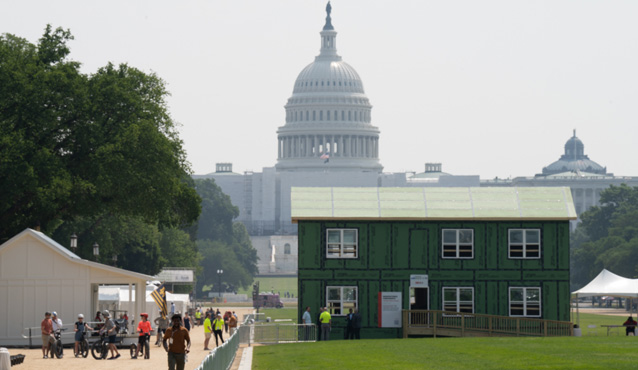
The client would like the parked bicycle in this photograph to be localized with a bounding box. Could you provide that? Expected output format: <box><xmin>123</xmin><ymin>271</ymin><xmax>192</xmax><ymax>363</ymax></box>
<box><xmin>50</xmin><ymin>328</ymin><xmax>67</xmax><ymax>359</ymax></box>
<box><xmin>130</xmin><ymin>333</ymin><xmax>151</xmax><ymax>359</ymax></box>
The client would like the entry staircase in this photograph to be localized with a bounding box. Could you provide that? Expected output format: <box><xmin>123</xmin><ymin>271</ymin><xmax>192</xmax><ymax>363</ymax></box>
<box><xmin>403</xmin><ymin>310</ymin><xmax>573</xmax><ymax>338</ymax></box>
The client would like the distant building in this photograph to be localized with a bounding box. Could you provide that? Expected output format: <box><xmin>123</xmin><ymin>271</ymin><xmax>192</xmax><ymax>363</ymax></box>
<box><xmin>293</xmin><ymin>187</ymin><xmax>575</xmax><ymax>339</ymax></box>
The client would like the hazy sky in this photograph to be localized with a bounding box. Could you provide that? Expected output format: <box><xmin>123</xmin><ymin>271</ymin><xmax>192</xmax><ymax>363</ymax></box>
<box><xmin>3</xmin><ymin>1</ymin><xmax>638</xmax><ymax>179</ymax></box>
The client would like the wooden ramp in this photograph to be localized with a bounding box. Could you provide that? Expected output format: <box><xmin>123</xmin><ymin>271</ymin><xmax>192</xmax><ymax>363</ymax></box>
<box><xmin>403</xmin><ymin>310</ymin><xmax>573</xmax><ymax>338</ymax></box>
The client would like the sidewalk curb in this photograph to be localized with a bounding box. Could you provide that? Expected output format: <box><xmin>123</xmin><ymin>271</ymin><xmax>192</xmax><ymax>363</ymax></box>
<box><xmin>238</xmin><ymin>347</ymin><xmax>252</xmax><ymax>370</ymax></box>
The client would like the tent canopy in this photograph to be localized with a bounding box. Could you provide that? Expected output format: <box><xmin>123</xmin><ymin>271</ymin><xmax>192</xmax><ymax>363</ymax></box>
<box><xmin>572</xmin><ymin>269</ymin><xmax>638</xmax><ymax>298</ymax></box>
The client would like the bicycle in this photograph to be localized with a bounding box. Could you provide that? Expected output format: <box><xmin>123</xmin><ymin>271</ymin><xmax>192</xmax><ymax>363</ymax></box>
<box><xmin>50</xmin><ymin>328</ymin><xmax>67</xmax><ymax>359</ymax></box>
<box><xmin>90</xmin><ymin>332</ymin><xmax>109</xmax><ymax>360</ymax></box>
<box><xmin>130</xmin><ymin>333</ymin><xmax>151</xmax><ymax>359</ymax></box>
<box><xmin>75</xmin><ymin>330</ymin><xmax>89</xmax><ymax>358</ymax></box>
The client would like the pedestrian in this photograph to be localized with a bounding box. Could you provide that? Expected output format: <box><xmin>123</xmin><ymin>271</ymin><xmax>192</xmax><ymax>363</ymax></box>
<box><xmin>319</xmin><ymin>307</ymin><xmax>331</xmax><ymax>341</ymax></box>
<box><xmin>228</xmin><ymin>313</ymin><xmax>238</xmax><ymax>335</ymax></box>
<box><xmin>170</xmin><ymin>302</ymin><xmax>176</xmax><ymax>316</ymax></box>
<box><xmin>74</xmin><ymin>314</ymin><xmax>92</xmax><ymax>357</ymax></box>
<box><xmin>212</xmin><ymin>313</ymin><xmax>225</xmax><ymax>347</ymax></box>
<box><xmin>184</xmin><ymin>313</ymin><xmax>191</xmax><ymax>332</ymax></box>
<box><xmin>102</xmin><ymin>310</ymin><xmax>121</xmax><ymax>360</ymax></box>
<box><xmin>51</xmin><ymin>311</ymin><xmax>64</xmax><ymax>357</ymax></box>
<box><xmin>345</xmin><ymin>308</ymin><xmax>354</xmax><ymax>339</ymax></box>
<box><xmin>203</xmin><ymin>312</ymin><xmax>212</xmax><ymax>350</ymax></box>
<box><xmin>352</xmin><ymin>309</ymin><xmax>362</xmax><ymax>339</ymax></box>
<box><xmin>316</xmin><ymin>307</ymin><xmax>323</xmax><ymax>341</ymax></box>
<box><xmin>163</xmin><ymin>314</ymin><xmax>191</xmax><ymax>370</ymax></box>
<box><xmin>41</xmin><ymin>311</ymin><xmax>53</xmax><ymax>358</ymax></box>
<box><xmin>223</xmin><ymin>311</ymin><xmax>231</xmax><ymax>333</ymax></box>
<box><xmin>302</xmin><ymin>306</ymin><xmax>312</xmax><ymax>341</ymax></box>
<box><xmin>155</xmin><ymin>311</ymin><xmax>169</xmax><ymax>346</ymax></box>
<box><xmin>133</xmin><ymin>313</ymin><xmax>152</xmax><ymax>359</ymax></box>
<box><xmin>194</xmin><ymin>309</ymin><xmax>201</xmax><ymax>327</ymax></box>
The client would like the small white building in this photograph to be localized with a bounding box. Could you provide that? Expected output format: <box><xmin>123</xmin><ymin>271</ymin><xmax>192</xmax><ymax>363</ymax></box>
<box><xmin>0</xmin><ymin>228</ymin><xmax>153</xmax><ymax>346</ymax></box>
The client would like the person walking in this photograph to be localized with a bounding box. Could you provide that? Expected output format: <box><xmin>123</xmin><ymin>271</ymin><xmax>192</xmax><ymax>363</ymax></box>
<box><xmin>194</xmin><ymin>309</ymin><xmax>201</xmax><ymax>327</ymax></box>
<box><xmin>316</xmin><ymin>307</ymin><xmax>323</xmax><ymax>341</ymax></box>
<box><xmin>302</xmin><ymin>306</ymin><xmax>312</xmax><ymax>341</ymax></box>
<box><xmin>183</xmin><ymin>313</ymin><xmax>191</xmax><ymax>332</ymax></box>
<box><xmin>102</xmin><ymin>311</ymin><xmax>121</xmax><ymax>360</ymax></box>
<box><xmin>228</xmin><ymin>313</ymin><xmax>238</xmax><ymax>335</ymax></box>
<box><xmin>319</xmin><ymin>307</ymin><xmax>331</xmax><ymax>341</ymax></box>
<box><xmin>203</xmin><ymin>312</ymin><xmax>212</xmax><ymax>350</ymax></box>
<box><xmin>155</xmin><ymin>311</ymin><xmax>169</xmax><ymax>346</ymax></box>
<box><xmin>345</xmin><ymin>308</ymin><xmax>354</xmax><ymax>339</ymax></box>
<box><xmin>73</xmin><ymin>314</ymin><xmax>92</xmax><ymax>357</ymax></box>
<box><xmin>163</xmin><ymin>314</ymin><xmax>191</xmax><ymax>370</ymax></box>
<box><xmin>212</xmin><ymin>313</ymin><xmax>225</xmax><ymax>347</ymax></box>
<box><xmin>133</xmin><ymin>313</ymin><xmax>152</xmax><ymax>359</ymax></box>
<box><xmin>41</xmin><ymin>312</ymin><xmax>53</xmax><ymax>358</ymax></box>
<box><xmin>352</xmin><ymin>309</ymin><xmax>362</xmax><ymax>339</ymax></box>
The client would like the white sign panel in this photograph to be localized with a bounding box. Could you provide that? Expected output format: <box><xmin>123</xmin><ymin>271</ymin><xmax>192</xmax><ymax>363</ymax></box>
<box><xmin>157</xmin><ymin>269</ymin><xmax>194</xmax><ymax>283</ymax></box>
<box><xmin>378</xmin><ymin>292</ymin><xmax>402</xmax><ymax>328</ymax></box>
<box><xmin>410</xmin><ymin>274</ymin><xmax>429</xmax><ymax>288</ymax></box>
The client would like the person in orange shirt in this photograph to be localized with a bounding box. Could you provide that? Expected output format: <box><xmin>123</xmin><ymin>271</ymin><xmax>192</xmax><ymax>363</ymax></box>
<box><xmin>41</xmin><ymin>312</ymin><xmax>53</xmax><ymax>358</ymax></box>
<box><xmin>163</xmin><ymin>314</ymin><xmax>191</xmax><ymax>370</ymax></box>
<box><xmin>133</xmin><ymin>313</ymin><xmax>152</xmax><ymax>359</ymax></box>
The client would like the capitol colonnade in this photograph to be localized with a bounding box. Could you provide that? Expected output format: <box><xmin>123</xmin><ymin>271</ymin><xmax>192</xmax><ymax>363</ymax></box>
<box><xmin>277</xmin><ymin>135</ymin><xmax>379</xmax><ymax>159</ymax></box>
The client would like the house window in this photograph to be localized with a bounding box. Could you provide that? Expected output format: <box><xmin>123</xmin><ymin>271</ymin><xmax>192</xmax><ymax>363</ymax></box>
<box><xmin>509</xmin><ymin>287</ymin><xmax>541</xmax><ymax>317</ymax></box>
<box><xmin>442</xmin><ymin>229</ymin><xmax>473</xmax><ymax>258</ymax></box>
<box><xmin>326</xmin><ymin>229</ymin><xmax>357</xmax><ymax>258</ymax></box>
<box><xmin>327</xmin><ymin>286</ymin><xmax>358</xmax><ymax>315</ymax></box>
<box><xmin>508</xmin><ymin>229</ymin><xmax>541</xmax><ymax>258</ymax></box>
<box><xmin>443</xmin><ymin>287</ymin><xmax>474</xmax><ymax>314</ymax></box>
<box><xmin>284</xmin><ymin>243</ymin><xmax>291</xmax><ymax>255</ymax></box>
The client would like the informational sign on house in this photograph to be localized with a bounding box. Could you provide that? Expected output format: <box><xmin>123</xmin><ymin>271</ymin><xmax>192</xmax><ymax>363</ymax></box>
<box><xmin>157</xmin><ymin>268</ymin><xmax>194</xmax><ymax>284</ymax></box>
<box><xmin>378</xmin><ymin>292</ymin><xmax>402</xmax><ymax>328</ymax></box>
<box><xmin>410</xmin><ymin>274</ymin><xmax>429</xmax><ymax>288</ymax></box>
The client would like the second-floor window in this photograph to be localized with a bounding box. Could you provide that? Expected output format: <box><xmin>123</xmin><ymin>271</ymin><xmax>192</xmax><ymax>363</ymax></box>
<box><xmin>326</xmin><ymin>229</ymin><xmax>358</xmax><ymax>258</ymax></box>
<box><xmin>442</xmin><ymin>229</ymin><xmax>473</xmax><ymax>259</ymax></box>
<box><xmin>509</xmin><ymin>229</ymin><xmax>541</xmax><ymax>259</ymax></box>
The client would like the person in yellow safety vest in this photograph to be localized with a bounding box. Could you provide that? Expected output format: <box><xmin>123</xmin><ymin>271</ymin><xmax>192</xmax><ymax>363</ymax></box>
<box><xmin>212</xmin><ymin>314</ymin><xmax>225</xmax><ymax>347</ymax></box>
<box><xmin>203</xmin><ymin>312</ymin><xmax>212</xmax><ymax>351</ymax></box>
<box><xmin>319</xmin><ymin>307</ymin><xmax>332</xmax><ymax>341</ymax></box>
<box><xmin>194</xmin><ymin>310</ymin><xmax>202</xmax><ymax>327</ymax></box>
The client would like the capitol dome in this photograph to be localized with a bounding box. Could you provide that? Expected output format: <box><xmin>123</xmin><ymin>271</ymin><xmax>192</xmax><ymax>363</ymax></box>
<box><xmin>541</xmin><ymin>131</ymin><xmax>606</xmax><ymax>176</ymax></box>
<box><xmin>276</xmin><ymin>2</ymin><xmax>382</xmax><ymax>172</ymax></box>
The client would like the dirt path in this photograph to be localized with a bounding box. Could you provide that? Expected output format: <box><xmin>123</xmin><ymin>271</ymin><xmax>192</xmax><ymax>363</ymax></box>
<box><xmin>9</xmin><ymin>307</ymin><xmax>254</xmax><ymax>370</ymax></box>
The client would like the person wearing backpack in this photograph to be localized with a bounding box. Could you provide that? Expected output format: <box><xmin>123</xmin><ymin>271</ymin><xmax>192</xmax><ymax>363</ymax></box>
<box><xmin>102</xmin><ymin>311</ymin><xmax>121</xmax><ymax>360</ymax></box>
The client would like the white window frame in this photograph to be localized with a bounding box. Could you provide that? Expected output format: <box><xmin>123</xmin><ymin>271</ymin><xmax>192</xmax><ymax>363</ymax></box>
<box><xmin>508</xmin><ymin>229</ymin><xmax>541</xmax><ymax>259</ymax></box>
<box><xmin>326</xmin><ymin>286</ymin><xmax>358</xmax><ymax>316</ymax></box>
<box><xmin>441</xmin><ymin>229</ymin><xmax>474</xmax><ymax>259</ymax></box>
<box><xmin>326</xmin><ymin>228</ymin><xmax>358</xmax><ymax>259</ymax></box>
<box><xmin>442</xmin><ymin>287</ymin><xmax>474</xmax><ymax>315</ymax></box>
<box><xmin>509</xmin><ymin>287</ymin><xmax>542</xmax><ymax>317</ymax></box>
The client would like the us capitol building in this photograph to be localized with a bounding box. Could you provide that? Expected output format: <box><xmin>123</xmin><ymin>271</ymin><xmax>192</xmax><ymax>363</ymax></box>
<box><xmin>195</xmin><ymin>3</ymin><xmax>638</xmax><ymax>275</ymax></box>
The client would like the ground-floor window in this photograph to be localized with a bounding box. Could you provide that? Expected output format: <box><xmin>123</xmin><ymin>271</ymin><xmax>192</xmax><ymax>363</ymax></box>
<box><xmin>442</xmin><ymin>287</ymin><xmax>474</xmax><ymax>314</ymax></box>
<box><xmin>326</xmin><ymin>286</ymin><xmax>358</xmax><ymax>316</ymax></box>
<box><xmin>509</xmin><ymin>287</ymin><xmax>541</xmax><ymax>317</ymax></box>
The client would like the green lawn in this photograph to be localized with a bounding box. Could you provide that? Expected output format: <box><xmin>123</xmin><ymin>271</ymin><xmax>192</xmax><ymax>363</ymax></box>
<box><xmin>237</xmin><ymin>277</ymin><xmax>297</xmax><ymax>297</ymax></box>
<box><xmin>256</xmin><ymin>307</ymin><xmax>298</xmax><ymax>323</ymax></box>
<box><xmin>253</xmin><ymin>336</ymin><xmax>638</xmax><ymax>369</ymax></box>
<box><xmin>574</xmin><ymin>312</ymin><xmax>633</xmax><ymax>336</ymax></box>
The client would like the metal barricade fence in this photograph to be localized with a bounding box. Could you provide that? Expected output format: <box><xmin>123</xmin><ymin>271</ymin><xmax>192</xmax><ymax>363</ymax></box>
<box><xmin>195</xmin><ymin>327</ymin><xmax>240</xmax><ymax>370</ymax></box>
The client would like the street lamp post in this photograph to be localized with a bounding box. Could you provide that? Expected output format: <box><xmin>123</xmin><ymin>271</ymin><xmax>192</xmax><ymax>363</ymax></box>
<box><xmin>93</xmin><ymin>242</ymin><xmax>99</xmax><ymax>261</ymax></box>
<box><xmin>217</xmin><ymin>269</ymin><xmax>223</xmax><ymax>298</ymax></box>
<box><xmin>70</xmin><ymin>233</ymin><xmax>78</xmax><ymax>251</ymax></box>
<box><xmin>112</xmin><ymin>254</ymin><xmax>118</xmax><ymax>267</ymax></box>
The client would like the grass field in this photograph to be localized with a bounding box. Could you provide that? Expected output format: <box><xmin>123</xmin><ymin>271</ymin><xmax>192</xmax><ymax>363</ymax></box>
<box><xmin>256</xmin><ymin>307</ymin><xmax>298</xmax><ymax>323</ymax></box>
<box><xmin>237</xmin><ymin>276</ymin><xmax>297</xmax><ymax>297</ymax></box>
<box><xmin>252</xmin><ymin>312</ymin><xmax>638</xmax><ymax>369</ymax></box>
<box><xmin>253</xmin><ymin>335</ymin><xmax>638</xmax><ymax>369</ymax></box>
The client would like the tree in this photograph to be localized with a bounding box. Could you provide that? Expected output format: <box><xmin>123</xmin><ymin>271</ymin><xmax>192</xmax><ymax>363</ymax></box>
<box><xmin>571</xmin><ymin>185</ymin><xmax>638</xmax><ymax>288</ymax></box>
<box><xmin>0</xmin><ymin>26</ymin><xmax>201</xmax><ymax>242</ymax></box>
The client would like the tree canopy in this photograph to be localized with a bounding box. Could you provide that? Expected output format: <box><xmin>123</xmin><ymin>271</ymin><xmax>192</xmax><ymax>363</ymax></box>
<box><xmin>571</xmin><ymin>184</ymin><xmax>638</xmax><ymax>288</ymax></box>
<box><xmin>0</xmin><ymin>25</ymin><xmax>201</xmax><ymax>242</ymax></box>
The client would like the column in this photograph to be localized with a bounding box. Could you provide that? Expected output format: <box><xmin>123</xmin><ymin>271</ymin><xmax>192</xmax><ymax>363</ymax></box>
<box><xmin>339</xmin><ymin>136</ymin><xmax>344</xmax><ymax>157</ymax></box>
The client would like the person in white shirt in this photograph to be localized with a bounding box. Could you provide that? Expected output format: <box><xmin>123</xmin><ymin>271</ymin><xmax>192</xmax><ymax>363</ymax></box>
<box><xmin>302</xmin><ymin>306</ymin><xmax>312</xmax><ymax>340</ymax></box>
<box><xmin>51</xmin><ymin>311</ymin><xmax>64</xmax><ymax>357</ymax></box>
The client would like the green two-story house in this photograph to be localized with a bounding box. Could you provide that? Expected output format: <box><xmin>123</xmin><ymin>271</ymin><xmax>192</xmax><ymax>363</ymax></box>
<box><xmin>293</xmin><ymin>187</ymin><xmax>576</xmax><ymax>339</ymax></box>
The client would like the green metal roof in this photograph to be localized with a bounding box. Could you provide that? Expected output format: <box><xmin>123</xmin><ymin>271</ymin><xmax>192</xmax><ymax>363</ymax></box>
<box><xmin>291</xmin><ymin>187</ymin><xmax>577</xmax><ymax>222</ymax></box>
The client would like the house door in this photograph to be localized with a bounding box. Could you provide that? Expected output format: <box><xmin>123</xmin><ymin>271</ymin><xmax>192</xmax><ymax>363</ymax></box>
<box><xmin>410</xmin><ymin>287</ymin><xmax>429</xmax><ymax>326</ymax></box>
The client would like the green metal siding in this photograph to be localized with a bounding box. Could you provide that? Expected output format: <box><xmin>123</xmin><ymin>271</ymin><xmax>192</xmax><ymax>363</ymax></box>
<box><xmin>298</xmin><ymin>220</ymin><xmax>571</xmax><ymax>339</ymax></box>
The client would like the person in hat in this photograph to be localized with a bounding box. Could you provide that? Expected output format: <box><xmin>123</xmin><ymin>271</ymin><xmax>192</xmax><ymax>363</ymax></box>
<box><xmin>51</xmin><ymin>311</ymin><xmax>64</xmax><ymax>357</ymax></box>
<box><xmin>163</xmin><ymin>314</ymin><xmax>190</xmax><ymax>370</ymax></box>
<box><xmin>212</xmin><ymin>313</ymin><xmax>225</xmax><ymax>347</ymax></box>
<box><xmin>133</xmin><ymin>313</ymin><xmax>152</xmax><ymax>359</ymax></box>
<box><xmin>101</xmin><ymin>310</ymin><xmax>120</xmax><ymax>360</ymax></box>
<box><xmin>74</xmin><ymin>314</ymin><xmax>92</xmax><ymax>357</ymax></box>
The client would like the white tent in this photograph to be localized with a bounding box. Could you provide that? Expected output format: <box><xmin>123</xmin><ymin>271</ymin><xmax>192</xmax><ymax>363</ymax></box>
<box><xmin>571</xmin><ymin>269</ymin><xmax>638</xmax><ymax>326</ymax></box>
